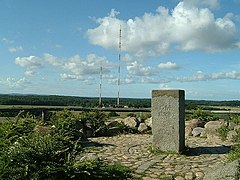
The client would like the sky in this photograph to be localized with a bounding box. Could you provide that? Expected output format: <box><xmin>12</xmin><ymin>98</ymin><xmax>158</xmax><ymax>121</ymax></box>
<box><xmin>0</xmin><ymin>0</ymin><xmax>240</xmax><ymax>100</ymax></box>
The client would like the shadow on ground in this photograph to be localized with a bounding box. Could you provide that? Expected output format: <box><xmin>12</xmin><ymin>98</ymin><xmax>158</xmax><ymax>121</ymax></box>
<box><xmin>185</xmin><ymin>145</ymin><xmax>232</xmax><ymax>156</ymax></box>
<box><xmin>81</xmin><ymin>138</ymin><xmax>115</xmax><ymax>148</ymax></box>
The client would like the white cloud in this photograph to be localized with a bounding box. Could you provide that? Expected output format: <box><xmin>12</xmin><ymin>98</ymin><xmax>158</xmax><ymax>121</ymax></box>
<box><xmin>8</xmin><ymin>46</ymin><xmax>23</xmax><ymax>53</ymax></box>
<box><xmin>0</xmin><ymin>77</ymin><xmax>30</xmax><ymax>89</ymax></box>
<box><xmin>127</xmin><ymin>61</ymin><xmax>156</xmax><ymax>76</ymax></box>
<box><xmin>87</xmin><ymin>1</ymin><xmax>239</xmax><ymax>57</ymax></box>
<box><xmin>158</xmin><ymin>61</ymin><xmax>180</xmax><ymax>70</ymax></box>
<box><xmin>60</xmin><ymin>73</ymin><xmax>84</xmax><ymax>81</ymax></box>
<box><xmin>177</xmin><ymin>70</ymin><xmax>240</xmax><ymax>82</ymax></box>
<box><xmin>15</xmin><ymin>56</ymin><xmax>43</xmax><ymax>76</ymax></box>
<box><xmin>15</xmin><ymin>56</ymin><xmax>43</xmax><ymax>69</ymax></box>
<box><xmin>45</xmin><ymin>53</ymin><xmax>113</xmax><ymax>76</ymax></box>
<box><xmin>183</xmin><ymin>0</ymin><xmax>220</xmax><ymax>9</ymax></box>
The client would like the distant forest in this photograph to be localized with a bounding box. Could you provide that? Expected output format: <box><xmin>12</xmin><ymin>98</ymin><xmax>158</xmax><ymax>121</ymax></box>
<box><xmin>0</xmin><ymin>94</ymin><xmax>240</xmax><ymax>110</ymax></box>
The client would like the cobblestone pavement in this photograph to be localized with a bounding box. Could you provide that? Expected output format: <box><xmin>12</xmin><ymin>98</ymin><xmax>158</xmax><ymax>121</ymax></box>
<box><xmin>82</xmin><ymin>134</ymin><xmax>234</xmax><ymax>179</ymax></box>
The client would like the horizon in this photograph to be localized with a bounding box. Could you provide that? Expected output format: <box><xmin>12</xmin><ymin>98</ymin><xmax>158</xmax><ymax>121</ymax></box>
<box><xmin>1</xmin><ymin>0</ymin><xmax>240</xmax><ymax>100</ymax></box>
<box><xmin>1</xmin><ymin>92</ymin><xmax>240</xmax><ymax>102</ymax></box>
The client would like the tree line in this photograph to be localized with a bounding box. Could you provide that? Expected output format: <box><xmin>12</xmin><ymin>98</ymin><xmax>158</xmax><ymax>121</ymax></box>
<box><xmin>0</xmin><ymin>94</ymin><xmax>240</xmax><ymax>109</ymax></box>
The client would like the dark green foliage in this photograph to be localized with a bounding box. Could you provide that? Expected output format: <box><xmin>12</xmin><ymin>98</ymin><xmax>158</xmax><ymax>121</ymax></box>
<box><xmin>228</xmin><ymin>129</ymin><xmax>240</xmax><ymax>161</ymax></box>
<box><xmin>0</xmin><ymin>133</ymin><xmax>80</xmax><ymax>180</ymax></box>
<box><xmin>73</xmin><ymin>159</ymin><xmax>132</xmax><ymax>179</ymax></box>
<box><xmin>79</xmin><ymin>111</ymin><xmax>107</xmax><ymax>137</ymax></box>
<box><xmin>127</xmin><ymin>113</ymin><xmax>136</xmax><ymax>117</ymax></box>
<box><xmin>228</xmin><ymin>114</ymin><xmax>240</xmax><ymax>161</ymax></box>
<box><xmin>189</xmin><ymin>108</ymin><xmax>218</xmax><ymax>121</ymax></box>
<box><xmin>0</xmin><ymin>110</ymin><xmax>132</xmax><ymax>179</ymax></box>
<box><xmin>217</xmin><ymin>125</ymin><xmax>230</xmax><ymax>141</ymax></box>
<box><xmin>229</xmin><ymin>114</ymin><xmax>240</xmax><ymax>125</ymax></box>
<box><xmin>107</xmin><ymin>111</ymin><xmax>120</xmax><ymax>117</ymax></box>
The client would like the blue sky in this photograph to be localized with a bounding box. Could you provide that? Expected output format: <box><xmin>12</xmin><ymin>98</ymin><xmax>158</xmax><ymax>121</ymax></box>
<box><xmin>0</xmin><ymin>0</ymin><xmax>240</xmax><ymax>100</ymax></box>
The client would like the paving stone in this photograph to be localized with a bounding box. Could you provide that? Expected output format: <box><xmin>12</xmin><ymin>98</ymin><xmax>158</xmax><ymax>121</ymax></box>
<box><xmin>85</xmin><ymin>134</ymin><xmax>234</xmax><ymax>179</ymax></box>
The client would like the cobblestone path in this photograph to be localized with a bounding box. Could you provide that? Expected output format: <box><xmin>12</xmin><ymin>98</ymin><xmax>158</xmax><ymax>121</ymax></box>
<box><xmin>82</xmin><ymin>134</ymin><xmax>234</xmax><ymax>179</ymax></box>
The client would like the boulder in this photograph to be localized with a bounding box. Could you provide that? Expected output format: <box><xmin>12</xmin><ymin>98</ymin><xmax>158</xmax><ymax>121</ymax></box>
<box><xmin>227</xmin><ymin>130</ymin><xmax>238</xmax><ymax>141</ymax></box>
<box><xmin>138</xmin><ymin>123</ymin><xmax>148</xmax><ymax>133</ymax></box>
<box><xmin>185</xmin><ymin>119</ymin><xmax>204</xmax><ymax>129</ymax></box>
<box><xmin>204</xmin><ymin>120</ymin><xmax>224</xmax><ymax>130</ymax></box>
<box><xmin>122</xmin><ymin>117</ymin><xmax>138</xmax><ymax>128</ymax></box>
<box><xmin>185</xmin><ymin>126</ymin><xmax>192</xmax><ymax>137</ymax></box>
<box><xmin>205</xmin><ymin>128</ymin><xmax>222</xmax><ymax>142</ymax></box>
<box><xmin>200</xmin><ymin>128</ymin><xmax>207</xmax><ymax>138</ymax></box>
<box><xmin>192</xmin><ymin>127</ymin><xmax>204</xmax><ymax>137</ymax></box>
<box><xmin>145</xmin><ymin>117</ymin><xmax>152</xmax><ymax>128</ymax></box>
<box><xmin>234</xmin><ymin>125</ymin><xmax>240</xmax><ymax>131</ymax></box>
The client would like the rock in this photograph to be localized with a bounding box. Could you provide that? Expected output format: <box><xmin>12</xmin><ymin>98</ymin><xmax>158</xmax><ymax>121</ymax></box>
<box><xmin>145</xmin><ymin>117</ymin><xmax>152</xmax><ymax>128</ymax></box>
<box><xmin>204</xmin><ymin>120</ymin><xmax>224</xmax><ymax>130</ymax></box>
<box><xmin>138</xmin><ymin>123</ymin><xmax>148</xmax><ymax>132</ymax></box>
<box><xmin>203</xmin><ymin>159</ymin><xmax>240</xmax><ymax>180</ymax></box>
<box><xmin>195</xmin><ymin>171</ymin><xmax>204</xmax><ymax>179</ymax></box>
<box><xmin>175</xmin><ymin>176</ymin><xmax>185</xmax><ymax>180</ymax></box>
<box><xmin>234</xmin><ymin>125</ymin><xmax>240</xmax><ymax>131</ymax></box>
<box><xmin>185</xmin><ymin>119</ymin><xmax>204</xmax><ymax>129</ymax></box>
<box><xmin>228</xmin><ymin>122</ymin><xmax>237</xmax><ymax>130</ymax></box>
<box><xmin>185</xmin><ymin>172</ymin><xmax>194</xmax><ymax>180</ymax></box>
<box><xmin>227</xmin><ymin>130</ymin><xmax>237</xmax><ymax>141</ymax></box>
<box><xmin>122</xmin><ymin>117</ymin><xmax>138</xmax><ymax>128</ymax></box>
<box><xmin>205</xmin><ymin>128</ymin><xmax>222</xmax><ymax>142</ymax></box>
<box><xmin>185</xmin><ymin>126</ymin><xmax>193</xmax><ymax>137</ymax></box>
<box><xmin>192</xmin><ymin>127</ymin><xmax>204</xmax><ymax>137</ymax></box>
<box><xmin>200</xmin><ymin>128</ymin><xmax>207</xmax><ymax>138</ymax></box>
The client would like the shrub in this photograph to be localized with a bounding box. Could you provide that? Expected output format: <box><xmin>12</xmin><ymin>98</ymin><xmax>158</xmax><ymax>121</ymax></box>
<box><xmin>228</xmin><ymin>128</ymin><xmax>240</xmax><ymax>161</ymax></box>
<box><xmin>189</xmin><ymin>108</ymin><xmax>217</xmax><ymax>122</ymax></box>
<box><xmin>127</xmin><ymin>113</ymin><xmax>136</xmax><ymax>117</ymax></box>
<box><xmin>73</xmin><ymin>158</ymin><xmax>132</xmax><ymax>179</ymax></box>
<box><xmin>0</xmin><ymin>133</ymin><xmax>80</xmax><ymax>179</ymax></box>
<box><xmin>0</xmin><ymin>110</ymin><xmax>132</xmax><ymax>179</ymax></box>
<box><xmin>217</xmin><ymin>125</ymin><xmax>230</xmax><ymax>141</ymax></box>
<box><xmin>229</xmin><ymin>114</ymin><xmax>240</xmax><ymax>125</ymax></box>
<box><xmin>107</xmin><ymin>111</ymin><xmax>120</xmax><ymax>117</ymax></box>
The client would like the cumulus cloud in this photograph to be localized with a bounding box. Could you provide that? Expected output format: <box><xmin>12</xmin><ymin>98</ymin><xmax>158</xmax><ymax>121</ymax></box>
<box><xmin>158</xmin><ymin>61</ymin><xmax>180</xmax><ymax>70</ymax></box>
<box><xmin>87</xmin><ymin>1</ymin><xmax>239</xmax><ymax>57</ymax></box>
<box><xmin>0</xmin><ymin>77</ymin><xmax>31</xmax><ymax>89</ymax></box>
<box><xmin>127</xmin><ymin>61</ymin><xmax>156</xmax><ymax>76</ymax></box>
<box><xmin>15</xmin><ymin>56</ymin><xmax>42</xmax><ymax>69</ymax></box>
<box><xmin>183</xmin><ymin>0</ymin><xmax>220</xmax><ymax>9</ymax></box>
<box><xmin>15</xmin><ymin>56</ymin><xmax>43</xmax><ymax>76</ymax></box>
<box><xmin>8</xmin><ymin>46</ymin><xmax>23</xmax><ymax>53</ymax></box>
<box><xmin>177</xmin><ymin>70</ymin><xmax>240</xmax><ymax>82</ymax></box>
<box><xmin>60</xmin><ymin>73</ymin><xmax>84</xmax><ymax>81</ymax></box>
<box><xmin>44</xmin><ymin>53</ymin><xmax>113</xmax><ymax>76</ymax></box>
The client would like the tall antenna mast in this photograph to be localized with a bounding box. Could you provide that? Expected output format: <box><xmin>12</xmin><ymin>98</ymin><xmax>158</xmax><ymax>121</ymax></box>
<box><xmin>99</xmin><ymin>62</ymin><xmax>103</xmax><ymax>107</ymax></box>
<box><xmin>117</xmin><ymin>25</ymin><xmax>122</xmax><ymax>106</ymax></box>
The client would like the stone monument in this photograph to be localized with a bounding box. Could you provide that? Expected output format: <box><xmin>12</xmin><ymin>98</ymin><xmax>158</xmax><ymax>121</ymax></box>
<box><xmin>152</xmin><ymin>90</ymin><xmax>185</xmax><ymax>153</ymax></box>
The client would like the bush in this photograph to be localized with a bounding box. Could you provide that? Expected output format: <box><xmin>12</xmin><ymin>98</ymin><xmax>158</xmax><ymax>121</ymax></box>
<box><xmin>107</xmin><ymin>111</ymin><xmax>120</xmax><ymax>118</ymax></box>
<box><xmin>217</xmin><ymin>125</ymin><xmax>230</xmax><ymax>141</ymax></box>
<box><xmin>189</xmin><ymin>108</ymin><xmax>217</xmax><ymax>121</ymax></box>
<box><xmin>229</xmin><ymin>114</ymin><xmax>240</xmax><ymax>125</ymax></box>
<box><xmin>228</xmin><ymin>128</ymin><xmax>240</xmax><ymax>161</ymax></box>
<box><xmin>0</xmin><ymin>110</ymin><xmax>132</xmax><ymax>179</ymax></box>
<box><xmin>73</xmin><ymin>158</ymin><xmax>132</xmax><ymax>179</ymax></box>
